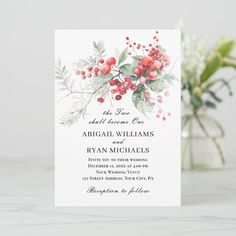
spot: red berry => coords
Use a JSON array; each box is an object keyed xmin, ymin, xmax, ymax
[
  {"xmin": 111, "ymin": 88, "xmax": 118, "ymax": 94},
  {"xmin": 152, "ymin": 60, "xmax": 161, "ymax": 70},
  {"xmin": 138, "ymin": 64, "xmax": 144, "ymax": 71},
  {"xmin": 100, "ymin": 64, "xmax": 111, "ymax": 76},
  {"xmin": 88, "ymin": 66, "xmax": 93, "ymax": 72},
  {"xmin": 109, "ymin": 80, "xmax": 116, "ymax": 86},
  {"xmin": 134, "ymin": 68, "xmax": 141, "ymax": 75},
  {"xmin": 115, "ymin": 95, "xmax": 122, "ymax": 100},
  {"xmin": 94, "ymin": 67, "xmax": 99, "ymax": 73},
  {"xmin": 114, "ymin": 79, "xmax": 120, "ymax": 84},
  {"xmin": 116, "ymin": 82, "xmax": 123, "ymax": 88},
  {"xmin": 99, "ymin": 58, "xmax": 104, "ymax": 64},
  {"xmin": 76, "ymin": 70, "xmax": 80, "ymax": 75},
  {"xmin": 120, "ymin": 90, "xmax": 126, "ymax": 95},
  {"xmin": 106, "ymin": 57, "xmax": 116, "ymax": 65},
  {"xmin": 141, "ymin": 56, "xmax": 153, "ymax": 66},
  {"xmin": 149, "ymin": 70, "xmax": 157, "ymax": 78},
  {"xmin": 149, "ymin": 76, "xmax": 156, "ymax": 80},
  {"xmin": 82, "ymin": 75, "xmax": 86, "ymax": 79},
  {"xmin": 139, "ymin": 76, "xmax": 146, "ymax": 84},
  {"xmin": 126, "ymin": 37, "xmax": 129, "ymax": 40},
  {"xmin": 131, "ymin": 84, "xmax": 137, "ymax": 91},
  {"xmin": 149, "ymin": 43, "xmax": 152, "ymax": 47},
  {"xmin": 97, "ymin": 97, "xmax": 104, "ymax": 103},
  {"xmin": 125, "ymin": 84, "xmax": 131, "ymax": 90},
  {"xmin": 124, "ymin": 76, "xmax": 131, "ymax": 82},
  {"xmin": 81, "ymin": 71, "xmax": 85, "ymax": 75},
  {"xmin": 87, "ymin": 73, "xmax": 92, "ymax": 78}
]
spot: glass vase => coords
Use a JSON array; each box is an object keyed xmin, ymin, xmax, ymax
[{"xmin": 181, "ymin": 110, "xmax": 225, "ymax": 170}]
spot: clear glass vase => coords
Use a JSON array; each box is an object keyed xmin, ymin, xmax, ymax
[{"xmin": 181, "ymin": 110, "xmax": 225, "ymax": 170}]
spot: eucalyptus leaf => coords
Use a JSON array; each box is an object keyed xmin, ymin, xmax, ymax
[
  {"xmin": 132, "ymin": 84, "xmax": 152, "ymax": 116},
  {"xmin": 146, "ymin": 79, "xmax": 168, "ymax": 92},
  {"xmin": 131, "ymin": 75, "xmax": 138, "ymax": 81},
  {"xmin": 132, "ymin": 55, "xmax": 143, "ymax": 61},
  {"xmin": 118, "ymin": 48, "xmax": 128, "ymax": 65},
  {"xmin": 119, "ymin": 63, "xmax": 133, "ymax": 74},
  {"xmin": 162, "ymin": 74, "xmax": 177, "ymax": 85}
]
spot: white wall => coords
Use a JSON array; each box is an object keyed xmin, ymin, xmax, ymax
[{"xmin": 0, "ymin": 0, "xmax": 235, "ymax": 162}]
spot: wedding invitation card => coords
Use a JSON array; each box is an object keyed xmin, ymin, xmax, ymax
[{"xmin": 55, "ymin": 30, "xmax": 181, "ymax": 206}]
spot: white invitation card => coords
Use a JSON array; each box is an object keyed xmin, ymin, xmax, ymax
[{"xmin": 55, "ymin": 30, "xmax": 181, "ymax": 206}]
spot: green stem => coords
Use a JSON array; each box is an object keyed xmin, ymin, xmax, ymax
[{"xmin": 193, "ymin": 111, "xmax": 225, "ymax": 165}]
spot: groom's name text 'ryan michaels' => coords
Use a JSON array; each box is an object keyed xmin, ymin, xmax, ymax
[{"xmin": 86, "ymin": 147, "xmax": 150, "ymax": 154}]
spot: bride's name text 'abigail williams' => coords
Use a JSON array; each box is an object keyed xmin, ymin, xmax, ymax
[{"xmin": 82, "ymin": 131, "xmax": 154, "ymax": 138}]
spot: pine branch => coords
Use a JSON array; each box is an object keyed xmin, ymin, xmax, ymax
[
  {"xmin": 55, "ymin": 60, "xmax": 70, "ymax": 80},
  {"xmin": 60, "ymin": 109, "xmax": 86, "ymax": 126}
]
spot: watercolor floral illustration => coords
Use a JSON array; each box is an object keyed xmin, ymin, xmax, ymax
[{"xmin": 55, "ymin": 31, "xmax": 178, "ymax": 126}]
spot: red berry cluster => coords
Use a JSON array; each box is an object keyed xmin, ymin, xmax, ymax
[
  {"xmin": 111, "ymin": 76, "xmax": 137, "ymax": 97},
  {"xmin": 156, "ymin": 108, "xmax": 171, "ymax": 121},
  {"xmin": 133, "ymin": 56, "xmax": 163, "ymax": 80},
  {"xmin": 97, "ymin": 76, "xmax": 137, "ymax": 102},
  {"xmin": 126, "ymin": 31, "xmax": 159, "ymax": 55},
  {"xmin": 126, "ymin": 31, "xmax": 170, "ymax": 81},
  {"xmin": 76, "ymin": 57, "xmax": 117, "ymax": 79}
]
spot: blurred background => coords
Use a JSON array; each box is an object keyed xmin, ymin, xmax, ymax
[{"xmin": 0, "ymin": 0, "xmax": 235, "ymax": 163}]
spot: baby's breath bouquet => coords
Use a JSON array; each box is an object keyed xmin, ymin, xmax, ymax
[{"xmin": 181, "ymin": 29, "xmax": 236, "ymax": 170}]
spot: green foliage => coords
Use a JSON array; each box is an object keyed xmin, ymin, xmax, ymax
[
  {"xmin": 119, "ymin": 63, "xmax": 133, "ymax": 75},
  {"xmin": 204, "ymin": 100, "xmax": 217, "ymax": 109},
  {"xmin": 55, "ymin": 60, "xmax": 70, "ymax": 80},
  {"xmin": 181, "ymin": 30, "xmax": 236, "ymax": 112},
  {"xmin": 93, "ymin": 40, "xmax": 106, "ymax": 58},
  {"xmin": 132, "ymin": 55, "xmax": 143, "ymax": 61},
  {"xmin": 200, "ymin": 53, "xmax": 222, "ymax": 83},
  {"xmin": 132, "ymin": 84, "xmax": 153, "ymax": 116},
  {"xmin": 205, "ymin": 90, "xmax": 222, "ymax": 103},
  {"xmin": 118, "ymin": 48, "xmax": 128, "ymax": 65},
  {"xmin": 222, "ymin": 57, "xmax": 236, "ymax": 69},
  {"xmin": 146, "ymin": 79, "xmax": 168, "ymax": 92},
  {"xmin": 217, "ymin": 39, "xmax": 235, "ymax": 57}
]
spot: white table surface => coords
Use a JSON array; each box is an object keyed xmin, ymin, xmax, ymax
[{"xmin": 0, "ymin": 158, "xmax": 236, "ymax": 236}]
